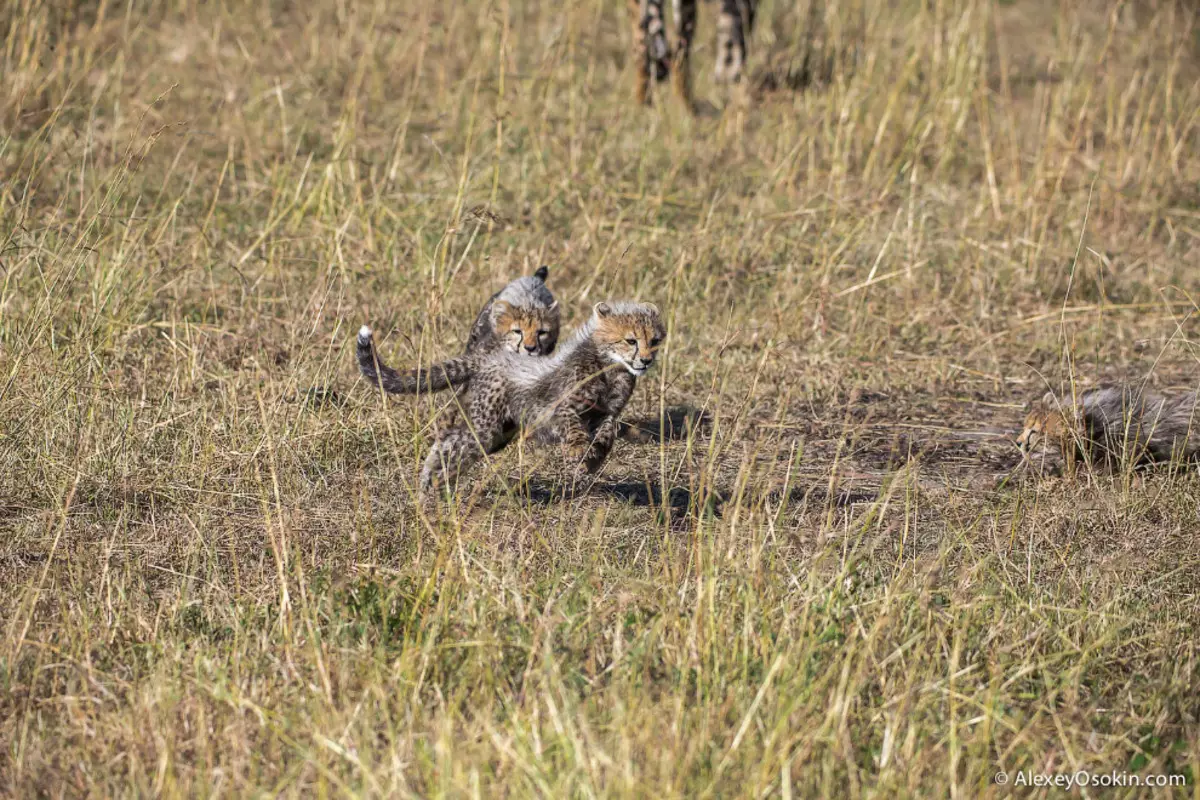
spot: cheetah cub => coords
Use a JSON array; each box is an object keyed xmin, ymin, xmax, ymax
[
  {"xmin": 1018, "ymin": 385, "xmax": 1200, "ymax": 469},
  {"xmin": 433, "ymin": 266, "xmax": 559, "ymax": 432},
  {"xmin": 357, "ymin": 301, "xmax": 666, "ymax": 496},
  {"xmin": 466, "ymin": 265, "xmax": 560, "ymax": 357}
]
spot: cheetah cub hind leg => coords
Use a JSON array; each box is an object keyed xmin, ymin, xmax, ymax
[
  {"xmin": 420, "ymin": 414, "xmax": 513, "ymax": 500},
  {"xmin": 420, "ymin": 425, "xmax": 507, "ymax": 500}
]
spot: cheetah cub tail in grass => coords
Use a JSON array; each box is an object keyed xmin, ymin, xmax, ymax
[{"xmin": 356, "ymin": 325, "xmax": 474, "ymax": 395}]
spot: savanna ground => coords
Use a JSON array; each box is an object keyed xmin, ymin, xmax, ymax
[{"xmin": 2, "ymin": 0, "xmax": 1200, "ymax": 795}]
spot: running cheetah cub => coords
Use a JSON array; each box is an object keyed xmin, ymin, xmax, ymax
[
  {"xmin": 1018, "ymin": 385, "xmax": 1200, "ymax": 469},
  {"xmin": 357, "ymin": 301, "xmax": 666, "ymax": 496}
]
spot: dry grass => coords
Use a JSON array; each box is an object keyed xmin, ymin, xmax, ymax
[{"xmin": 2, "ymin": 0, "xmax": 1200, "ymax": 795}]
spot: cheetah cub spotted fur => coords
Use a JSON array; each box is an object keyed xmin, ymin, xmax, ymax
[
  {"xmin": 1018, "ymin": 385, "xmax": 1200, "ymax": 469},
  {"xmin": 357, "ymin": 301, "xmax": 666, "ymax": 496},
  {"xmin": 465, "ymin": 265, "xmax": 560, "ymax": 357},
  {"xmin": 431, "ymin": 266, "xmax": 559, "ymax": 434}
]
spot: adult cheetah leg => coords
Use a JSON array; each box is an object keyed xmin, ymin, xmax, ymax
[
  {"xmin": 631, "ymin": 0, "xmax": 671, "ymax": 105},
  {"xmin": 671, "ymin": 0, "xmax": 697, "ymax": 111},
  {"xmin": 715, "ymin": 0, "xmax": 757, "ymax": 84},
  {"xmin": 629, "ymin": 0, "xmax": 650, "ymax": 105}
]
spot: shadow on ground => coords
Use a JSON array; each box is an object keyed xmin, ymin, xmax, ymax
[
  {"xmin": 618, "ymin": 406, "xmax": 710, "ymax": 443},
  {"xmin": 514, "ymin": 478, "xmax": 897, "ymax": 521}
]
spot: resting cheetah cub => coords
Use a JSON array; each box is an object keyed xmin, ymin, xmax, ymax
[
  {"xmin": 1018, "ymin": 385, "xmax": 1200, "ymax": 469},
  {"xmin": 357, "ymin": 301, "xmax": 666, "ymax": 496}
]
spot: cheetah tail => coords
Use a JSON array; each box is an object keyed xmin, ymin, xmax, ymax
[{"xmin": 356, "ymin": 325, "xmax": 472, "ymax": 395}]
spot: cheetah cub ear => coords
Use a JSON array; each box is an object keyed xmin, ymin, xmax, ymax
[
  {"xmin": 643, "ymin": 302, "xmax": 660, "ymax": 316},
  {"xmin": 594, "ymin": 302, "xmax": 612, "ymax": 318},
  {"xmin": 1025, "ymin": 390, "xmax": 1055, "ymax": 411}
]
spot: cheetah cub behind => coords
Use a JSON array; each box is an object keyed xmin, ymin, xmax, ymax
[
  {"xmin": 357, "ymin": 301, "xmax": 666, "ymax": 496},
  {"xmin": 433, "ymin": 266, "xmax": 559, "ymax": 432},
  {"xmin": 1018, "ymin": 385, "xmax": 1200, "ymax": 469},
  {"xmin": 466, "ymin": 265, "xmax": 560, "ymax": 357}
]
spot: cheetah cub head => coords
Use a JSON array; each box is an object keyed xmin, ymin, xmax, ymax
[
  {"xmin": 1016, "ymin": 391, "xmax": 1070, "ymax": 454},
  {"xmin": 593, "ymin": 302, "xmax": 667, "ymax": 377},
  {"xmin": 491, "ymin": 300, "xmax": 560, "ymax": 356}
]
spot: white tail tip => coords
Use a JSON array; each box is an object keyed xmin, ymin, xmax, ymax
[{"xmin": 358, "ymin": 325, "xmax": 372, "ymax": 341}]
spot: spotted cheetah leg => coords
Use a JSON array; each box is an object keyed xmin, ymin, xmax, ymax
[
  {"xmin": 557, "ymin": 413, "xmax": 621, "ymax": 496},
  {"xmin": 420, "ymin": 426, "xmax": 477, "ymax": 496},
  {"xmin": 420, "ymin": 392, "xmax": 509, "ymax": 497},
  {"xmin": 583, "ymin": 415, "xmax": 620, "ymax": 474},
  {"xmin": 430, "ymin": 383, "xmax": 466, "ymax": 436},
  {"xmin": 715, "ymin": 0, "xmax": 757, "ymax": 85},
  {"xmin": 671, "ymin": 0, "xmax": 697, "ymax": 111},
  {"xmin": 629, "ymin": 0, "xmax": 650, "ymax": 105},
  {"xmin": 631, "ymin": 0, "xmax": 671, "ymax": 105},
  {"xmin": 561, "ymin": 420, "xmax": 592, "ymax": 473}
]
